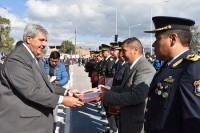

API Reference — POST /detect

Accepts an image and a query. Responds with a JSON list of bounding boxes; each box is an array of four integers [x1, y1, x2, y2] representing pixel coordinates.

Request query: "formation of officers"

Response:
[[85, 16, 200, 133], [85, 41, 128, 133]]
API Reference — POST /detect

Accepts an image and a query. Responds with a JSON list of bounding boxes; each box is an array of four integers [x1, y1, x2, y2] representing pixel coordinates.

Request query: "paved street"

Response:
[[55, 64, 107, 133], [70, 64, 108, 133]]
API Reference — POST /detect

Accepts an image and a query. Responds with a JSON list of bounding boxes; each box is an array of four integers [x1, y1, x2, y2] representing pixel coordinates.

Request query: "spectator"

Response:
[[152, 53, 164, 71], [78, 57, 82, 66], [63, 55, 71, 80], [82, 57, 86, 66], [44, 51, 68, 87]]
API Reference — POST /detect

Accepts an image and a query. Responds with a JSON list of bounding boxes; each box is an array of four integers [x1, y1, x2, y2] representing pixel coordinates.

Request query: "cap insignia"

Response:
[[155, 25, 172, 32]]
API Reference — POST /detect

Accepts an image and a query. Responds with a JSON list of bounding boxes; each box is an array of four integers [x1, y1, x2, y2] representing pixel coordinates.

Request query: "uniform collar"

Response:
[[129, 55, 142, 70], [106, 55, 112, 60], [115, 58, 119, 64], [167, 49, 189, 66], [23, 43, 35, 59]]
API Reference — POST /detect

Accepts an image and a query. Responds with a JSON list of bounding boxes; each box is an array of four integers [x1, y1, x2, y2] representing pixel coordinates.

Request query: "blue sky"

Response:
[[0, 0, 26, 18]]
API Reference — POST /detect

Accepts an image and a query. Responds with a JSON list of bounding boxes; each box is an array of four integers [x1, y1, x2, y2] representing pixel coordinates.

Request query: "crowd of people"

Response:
[[0, 15, 200, 133]]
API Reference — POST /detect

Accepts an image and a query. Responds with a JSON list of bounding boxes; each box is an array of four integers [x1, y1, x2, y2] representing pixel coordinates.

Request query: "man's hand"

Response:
[[98, 85, 111, 92], [68, 89, 83, 97], [53, 80, 59, 85], [47, 75, 51, 81], [62, 96, 84, 108], [96, 91, 105, 101]]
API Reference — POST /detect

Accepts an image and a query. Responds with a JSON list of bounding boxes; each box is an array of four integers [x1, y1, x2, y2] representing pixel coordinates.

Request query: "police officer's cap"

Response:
[[101, 44, 111, 51], [198, 49, 200, 53], [94, 51, 100, 56], [145, 16, 195, 33], [99, 46, 102, 51], [89, 50, 95, 54], [110, 42, 121, 50], [118, 42, 123, 50]]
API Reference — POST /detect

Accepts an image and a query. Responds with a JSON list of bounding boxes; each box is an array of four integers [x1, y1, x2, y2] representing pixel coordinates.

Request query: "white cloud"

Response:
[[1, 0, 200, 50]]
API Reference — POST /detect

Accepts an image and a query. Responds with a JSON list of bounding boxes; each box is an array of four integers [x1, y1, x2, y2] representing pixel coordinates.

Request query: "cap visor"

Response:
[[144, 30, 156, 33]]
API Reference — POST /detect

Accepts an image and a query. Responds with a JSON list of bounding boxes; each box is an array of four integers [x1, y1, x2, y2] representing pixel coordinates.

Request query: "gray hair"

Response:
[[23, 24, 48, 42]]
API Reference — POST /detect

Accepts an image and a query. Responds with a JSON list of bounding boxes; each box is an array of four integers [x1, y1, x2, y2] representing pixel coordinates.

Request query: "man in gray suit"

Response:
[[99, 37, 156, 133], [0, 24, 84, 133]]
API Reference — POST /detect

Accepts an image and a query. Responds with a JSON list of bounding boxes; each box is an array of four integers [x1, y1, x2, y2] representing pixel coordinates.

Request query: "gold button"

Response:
[[144, 119, 146, 123], [145, 108, 148, 112]]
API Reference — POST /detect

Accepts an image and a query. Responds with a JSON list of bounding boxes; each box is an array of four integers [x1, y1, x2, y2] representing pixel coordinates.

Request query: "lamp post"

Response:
[[98, 4, 118, 42], [129, 24, 141, 37], [150, 0, 169, 55]]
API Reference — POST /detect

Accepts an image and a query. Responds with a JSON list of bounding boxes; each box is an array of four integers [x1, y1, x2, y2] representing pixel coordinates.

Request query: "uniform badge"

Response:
[[157, 90, 162, 95], [193, 80, 200, 97], [164, 76, 174, 83], [110, 58, 113, 61], [172, 59, 183, 68], [162, 92, 168, 98]]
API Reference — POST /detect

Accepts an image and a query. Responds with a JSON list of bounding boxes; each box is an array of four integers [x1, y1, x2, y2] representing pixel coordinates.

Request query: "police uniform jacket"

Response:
[[112, 61, 128, 86], [145, 50, 200, 133], [110, 59, 121, 76], [99, 56, 115, 77]]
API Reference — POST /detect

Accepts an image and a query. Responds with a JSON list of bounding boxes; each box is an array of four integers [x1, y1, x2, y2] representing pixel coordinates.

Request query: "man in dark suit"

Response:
[[99, 37, 156, 133], [144, 16, 200, 133], [0, 24, 83, 133]]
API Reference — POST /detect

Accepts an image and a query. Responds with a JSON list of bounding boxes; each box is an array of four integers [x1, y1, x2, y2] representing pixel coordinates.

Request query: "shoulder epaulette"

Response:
[[186, 54, 200, 62]]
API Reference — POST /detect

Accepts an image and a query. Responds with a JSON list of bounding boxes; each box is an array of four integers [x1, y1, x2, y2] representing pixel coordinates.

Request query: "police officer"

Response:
[[99, 44, 115, 77], [84, 50, 97, 88], [144, 16, 200, 133], [112, 42, 128, 86], [108, 42, 128, 132], [105, 42, 123, 133], [110, 42, 122, 77], [98, 44, 115, 130], [95, 46, 104, 75], [91, 51, 103, 88]]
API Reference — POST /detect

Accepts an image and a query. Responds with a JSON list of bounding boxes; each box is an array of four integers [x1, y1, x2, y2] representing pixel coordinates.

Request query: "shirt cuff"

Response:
[[58, 96, 64, 104], [64, 89, 69, 96]]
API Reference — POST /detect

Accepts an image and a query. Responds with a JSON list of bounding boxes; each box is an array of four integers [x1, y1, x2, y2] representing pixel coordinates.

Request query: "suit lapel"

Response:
[[121, 57, 144, 87]]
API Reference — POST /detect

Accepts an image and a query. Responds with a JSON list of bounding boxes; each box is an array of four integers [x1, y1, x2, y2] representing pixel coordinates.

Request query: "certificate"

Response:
[[78, 91, 100, 103]]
